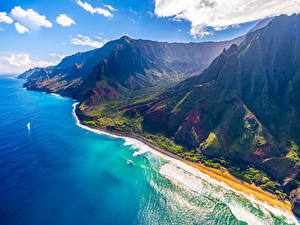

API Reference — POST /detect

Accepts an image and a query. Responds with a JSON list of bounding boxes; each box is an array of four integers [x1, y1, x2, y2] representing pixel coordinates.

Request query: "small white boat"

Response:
[[27, 122, 31, 131]]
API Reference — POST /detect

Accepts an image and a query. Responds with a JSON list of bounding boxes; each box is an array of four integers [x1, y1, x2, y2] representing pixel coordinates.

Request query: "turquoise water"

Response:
[[0, 76, 299, 225]]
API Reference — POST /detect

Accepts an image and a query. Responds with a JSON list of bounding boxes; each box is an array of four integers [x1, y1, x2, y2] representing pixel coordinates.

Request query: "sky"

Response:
[[0, 0, 300, 74]]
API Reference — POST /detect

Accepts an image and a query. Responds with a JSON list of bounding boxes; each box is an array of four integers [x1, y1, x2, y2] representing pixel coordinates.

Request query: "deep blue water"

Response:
[[0, 77, 299, 225]]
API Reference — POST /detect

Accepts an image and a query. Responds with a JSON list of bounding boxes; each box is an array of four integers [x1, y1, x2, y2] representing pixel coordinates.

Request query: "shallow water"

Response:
[[0, 77, 298, 225]]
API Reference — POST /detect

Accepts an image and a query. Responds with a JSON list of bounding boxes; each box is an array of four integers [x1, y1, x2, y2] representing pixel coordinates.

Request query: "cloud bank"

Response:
[[56, 14, 75, 27], [154, 0, 300, 37], [76, 0, 113, 17]]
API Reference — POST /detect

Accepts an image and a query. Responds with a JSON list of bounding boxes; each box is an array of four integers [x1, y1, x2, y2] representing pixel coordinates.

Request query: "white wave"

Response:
[[227, 203, 266, 225], [159, 161, 299, 225], [71, 102, 299, 224], [48, 92, 75, 101], [123, 137, 152, 157], [50, 93, 63, 98]]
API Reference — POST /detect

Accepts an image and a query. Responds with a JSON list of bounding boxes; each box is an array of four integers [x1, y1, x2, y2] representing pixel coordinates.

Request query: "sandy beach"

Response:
[[72, 103, 293, 215], [184, 161, 292, 212]]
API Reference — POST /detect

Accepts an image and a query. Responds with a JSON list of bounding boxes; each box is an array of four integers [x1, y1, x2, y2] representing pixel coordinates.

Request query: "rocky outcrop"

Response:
[[290, 186, 300, 217], [175, 107, 209, 147]]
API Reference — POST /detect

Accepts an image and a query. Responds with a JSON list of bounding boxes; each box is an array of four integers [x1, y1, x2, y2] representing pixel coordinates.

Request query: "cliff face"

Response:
[[21, 35, 240, 103]]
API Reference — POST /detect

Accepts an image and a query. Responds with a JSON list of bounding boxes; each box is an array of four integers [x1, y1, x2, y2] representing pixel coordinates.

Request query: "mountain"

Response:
[[116, 14, 300, 215], [20, 35, 241, 104]]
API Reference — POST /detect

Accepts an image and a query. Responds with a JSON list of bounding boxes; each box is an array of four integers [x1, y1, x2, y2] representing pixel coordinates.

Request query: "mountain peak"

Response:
[[120, 35, 132, 43]]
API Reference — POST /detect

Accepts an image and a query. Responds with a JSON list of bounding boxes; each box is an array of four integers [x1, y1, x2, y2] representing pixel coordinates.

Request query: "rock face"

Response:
[[290, 186, 300, 216], [21, 35, 241, 103]]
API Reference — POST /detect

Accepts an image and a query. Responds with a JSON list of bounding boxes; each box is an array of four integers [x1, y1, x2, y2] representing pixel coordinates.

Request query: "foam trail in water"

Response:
[[72, 103, 299, 225], [158, 161, 299, 225]]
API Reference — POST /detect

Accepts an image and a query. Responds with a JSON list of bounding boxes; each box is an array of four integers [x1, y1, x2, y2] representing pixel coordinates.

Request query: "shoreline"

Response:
[[72, 103, 294, 216]]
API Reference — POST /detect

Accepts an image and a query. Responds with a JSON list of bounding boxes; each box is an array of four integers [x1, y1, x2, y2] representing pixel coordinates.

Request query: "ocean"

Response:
[[0, 76, 299, 225]]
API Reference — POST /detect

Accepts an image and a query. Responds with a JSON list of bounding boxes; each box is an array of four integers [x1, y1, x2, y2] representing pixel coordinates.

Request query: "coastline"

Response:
[[72, 103, 294, 215]]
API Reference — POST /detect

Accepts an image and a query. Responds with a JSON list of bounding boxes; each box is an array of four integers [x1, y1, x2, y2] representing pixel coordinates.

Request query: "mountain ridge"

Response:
[[20, 35, 242, 102]]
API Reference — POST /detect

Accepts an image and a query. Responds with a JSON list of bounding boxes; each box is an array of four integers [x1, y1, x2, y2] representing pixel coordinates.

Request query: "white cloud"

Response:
[[154, 0, 300, 37], [71, 34, 104, 48], [14, 22, 29, 34], [76, 0, 113, 17], [0, 53, 58, 74], [0, 12, 13, 24], [11, 6, 52, 30], [56, 14, 75, 27], [104, 5, 117, 11]]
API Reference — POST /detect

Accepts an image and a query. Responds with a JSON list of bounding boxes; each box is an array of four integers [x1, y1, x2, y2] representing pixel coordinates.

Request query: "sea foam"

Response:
[[158, 160, 299, 225]]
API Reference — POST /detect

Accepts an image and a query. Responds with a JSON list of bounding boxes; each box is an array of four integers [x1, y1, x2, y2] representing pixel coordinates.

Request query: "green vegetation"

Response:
[[286, 141, 300, 164], [203, 160, 222, 169], [200, 157, 287, 199]]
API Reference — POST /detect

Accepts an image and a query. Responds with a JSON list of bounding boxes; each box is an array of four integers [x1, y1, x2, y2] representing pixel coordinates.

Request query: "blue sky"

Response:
[[0, 0, 299, 74]]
